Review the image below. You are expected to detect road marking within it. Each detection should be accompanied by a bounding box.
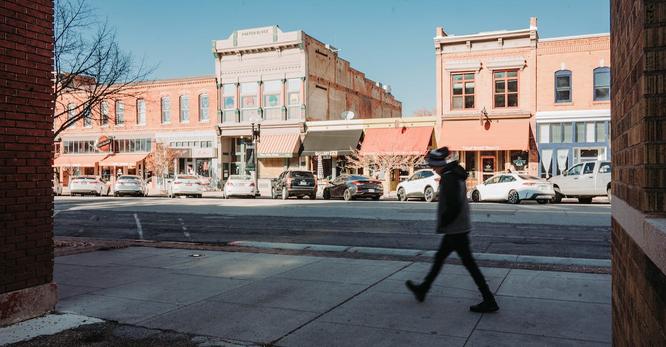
[178,218,191,238]
[133,213,144,240]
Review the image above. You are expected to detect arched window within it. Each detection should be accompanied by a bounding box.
[198,94,209,122]
[593,67,610,101]
[179,95,189,122]
[555,70,572,103]
[161,96,170,124]
[136,99,146,125]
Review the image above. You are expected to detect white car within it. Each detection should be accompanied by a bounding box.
[470,173,555,204]
[69,176,111,196]
[223,175,257,198]
[53,178,63,196]
[548,161,611,204]
[113,175,147,197]
[396,169,440,202]
[167,175,203,198]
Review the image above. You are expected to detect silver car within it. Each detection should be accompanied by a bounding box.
[113,175,147,197]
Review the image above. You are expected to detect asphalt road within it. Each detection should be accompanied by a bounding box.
[54,196,611,259]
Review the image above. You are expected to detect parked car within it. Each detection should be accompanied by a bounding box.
[69,176,111,196]
[167,175,203,198]
[323,174,383,201]
[396,169,440,202]
[113,175,147,197]
[470,173,555,204]
[224,175,257,198]
[548,160,611,204]
[271,170,317,200]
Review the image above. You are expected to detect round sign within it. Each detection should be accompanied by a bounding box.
[96,135,112,152]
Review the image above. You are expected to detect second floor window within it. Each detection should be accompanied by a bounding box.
[494,70,518,108]
[199,94,209,122]
[555,70,572,103]
[136,99,146,125]
[67,103,76,128]
[594,67,610,101]
[115,101,124,125]
[451,73,475,110]
[100,101,109,126]
[161,96,170,124]
[180,95,189,122]
[83,108,92,128]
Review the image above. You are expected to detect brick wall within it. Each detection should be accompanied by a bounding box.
[0,0,57,325]
[611,0,666,345]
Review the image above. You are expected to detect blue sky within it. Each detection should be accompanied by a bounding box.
[92,0,609,116]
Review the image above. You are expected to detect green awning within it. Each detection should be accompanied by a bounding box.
[301,129,363,156]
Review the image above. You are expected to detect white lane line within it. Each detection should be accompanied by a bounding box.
[133,213,144,240]
[178,218,191,238]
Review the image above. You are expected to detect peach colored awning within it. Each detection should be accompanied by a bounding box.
[441,118,531,151]
[53,154,108,167]
[257,134,301,158]
[98,153,149,167]
[360,127,433,155]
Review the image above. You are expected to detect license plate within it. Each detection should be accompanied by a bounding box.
[369,189,375,193]
[299,181,307,186]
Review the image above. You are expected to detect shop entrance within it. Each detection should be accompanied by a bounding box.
[481,156,496,182]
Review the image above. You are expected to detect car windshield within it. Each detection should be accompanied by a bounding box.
[229,175,252,180]
[74,176,96,181]
[118,176,141,181]
[177,175,198,180]
[290,171,313,179]
[518,175,541,181]
[348,175,370,181]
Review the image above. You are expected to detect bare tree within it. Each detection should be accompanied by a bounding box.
[347,148,424,195]
[145,142,180,189]
[411,108,435,117]
[53,0,154,138]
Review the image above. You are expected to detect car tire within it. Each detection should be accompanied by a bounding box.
[536,199,549,204]
[281,187,288,200]
[471,190,480,202]
[507,190,520,204]
[296,195,303,199]
[578,197,593,204]
[323,189,331,200]
[309,193,316,200]
[397,188,407,202]
[343,189,353,201]
[551,186,563,203]
[607,188,611,203]
[424,186,435,203]
[372,195,380,201]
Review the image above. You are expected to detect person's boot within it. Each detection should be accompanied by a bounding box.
[470,292,499,313]
[405,280,428,302]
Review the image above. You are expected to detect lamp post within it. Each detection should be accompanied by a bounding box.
[250,115,261,196]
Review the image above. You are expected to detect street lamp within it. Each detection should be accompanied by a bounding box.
[249,114,261,196]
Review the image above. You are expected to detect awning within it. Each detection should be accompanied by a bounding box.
[98,153,149,167]
[301,130,363,156]
[257,134,301,158]
[360,127,433,155]
[53,154,109,167]
[441,118,531,151]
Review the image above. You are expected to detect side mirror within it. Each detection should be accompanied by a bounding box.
[562,171,568,176]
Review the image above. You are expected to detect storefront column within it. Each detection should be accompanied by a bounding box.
[331,157,337,179]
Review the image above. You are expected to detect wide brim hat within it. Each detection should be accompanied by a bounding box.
[426,146,450,167]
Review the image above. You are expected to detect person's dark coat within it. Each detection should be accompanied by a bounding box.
[436,160,471,235]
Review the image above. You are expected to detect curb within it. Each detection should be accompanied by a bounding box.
[228,241,611,268]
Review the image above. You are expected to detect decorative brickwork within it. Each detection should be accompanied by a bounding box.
[611,0,666,345]
[0,0,56,325]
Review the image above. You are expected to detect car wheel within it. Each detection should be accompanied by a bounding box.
[343,189,353,201]
[198,194,203,198]
[551,186,563,203]
[114,192,119,197]
[424,186,435,203]
[578,197,593,204]
[536,199,549,204]
[281,187,288,200]
[507,190,520,204]
[296,195,303,199]
[471,190,480,202]
[397,188,407,202]
[372,195,380,201]
[323,189,331,200]
[607,188,612,203]
[309,193,316,200]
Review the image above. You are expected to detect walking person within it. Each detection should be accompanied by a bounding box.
[406,146,499,313]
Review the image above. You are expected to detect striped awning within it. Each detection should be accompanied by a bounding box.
[257,134,301,158]
[53,154,109,167]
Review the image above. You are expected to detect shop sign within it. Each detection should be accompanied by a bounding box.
[314,151,338,157]
[257,153,293,159]
[192,148,216,158]
[96,135,113,152]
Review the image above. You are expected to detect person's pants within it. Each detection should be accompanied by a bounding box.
[422,232,494,300]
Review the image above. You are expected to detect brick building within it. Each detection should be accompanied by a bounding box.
[610,0,666,345]
[213,26,402,181]
[0,0,57,325]
[434,18,611,187]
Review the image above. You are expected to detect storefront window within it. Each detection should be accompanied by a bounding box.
[510,151,529,171]
[538,124,550,144]
[595,122,607,143]
[63,140,97,154]
[196,159,211,177]
[551,123,563,144]
[113,139,151,152]
[563,123,573,143]
[575,122,587,143]
[464,151,477,179]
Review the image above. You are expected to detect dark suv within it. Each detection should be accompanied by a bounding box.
[271,170,317,200]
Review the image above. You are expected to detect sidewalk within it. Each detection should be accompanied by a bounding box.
[15,247,611,346]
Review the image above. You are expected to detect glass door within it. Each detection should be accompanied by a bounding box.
[481,156,496,182]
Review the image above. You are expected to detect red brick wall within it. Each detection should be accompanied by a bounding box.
[0,0,54,294]
[611,0,666,345]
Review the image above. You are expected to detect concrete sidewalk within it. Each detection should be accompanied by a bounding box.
[49,247,610,346]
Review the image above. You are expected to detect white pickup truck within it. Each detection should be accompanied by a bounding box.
[548,160,611,204]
